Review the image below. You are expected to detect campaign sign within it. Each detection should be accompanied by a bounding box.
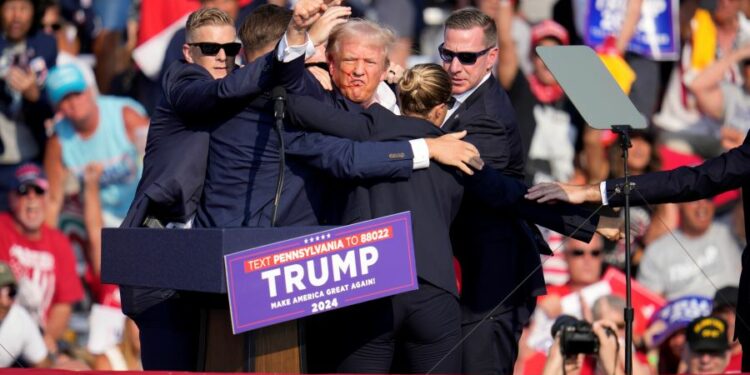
[585,0,678,61]
[225,212,418,334]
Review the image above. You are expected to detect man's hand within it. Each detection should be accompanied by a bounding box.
[596,215,623,241]
[83,163,103,191]
[425,131,484,175]
[6,66,40,101]
[592,320,624,375]
[291,0,342,32]
[309,6,351,46]
[721,126,745,150]
[307,65,332,90]
[525,182,601,204]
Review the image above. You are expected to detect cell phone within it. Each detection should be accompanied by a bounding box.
[11,52,28,69]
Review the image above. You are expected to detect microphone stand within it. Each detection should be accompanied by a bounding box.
[612,125,634,375]
[271,87,286,228]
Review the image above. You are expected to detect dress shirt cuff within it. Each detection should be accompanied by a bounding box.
[277,32,316,62]
[600,181,609,206]
[409,139,430,170]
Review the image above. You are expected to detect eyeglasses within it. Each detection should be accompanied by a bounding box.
[569,249,602,258]
[438,43,494,65]
[188,42,242,56]
[16,184,45,196]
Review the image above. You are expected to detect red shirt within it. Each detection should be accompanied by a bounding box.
[0,213,84,327]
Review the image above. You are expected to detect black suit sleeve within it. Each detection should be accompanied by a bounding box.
[517,201,598,242]
[463,167,528,209]
[286,94,376,140]
[286,96,443,141]
[462,114,525,179]
[164,52,306,118]
[607,141,750,206]
[283,128,414,180]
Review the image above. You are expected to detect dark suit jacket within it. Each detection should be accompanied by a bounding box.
[605,132,750,340]
[286,94,597,298]
[180,61,416,229]
[121,54,282,228]
[119,53,288,316]
[442,77,597,322]
[286,97,537,295]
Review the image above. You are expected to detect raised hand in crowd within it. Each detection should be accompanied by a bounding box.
[83,163,104,276]
[5,65,40,102]
[425,130,484,175]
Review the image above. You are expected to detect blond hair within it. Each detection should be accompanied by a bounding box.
[185,8,234,43]
[326,18,395,66]
[444,7,497,48]
[398,64,452,117]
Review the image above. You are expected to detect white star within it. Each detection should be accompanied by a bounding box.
[304,239,308,244]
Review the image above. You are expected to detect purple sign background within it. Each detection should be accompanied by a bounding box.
[225,212,417,334]
[585,0,678,61]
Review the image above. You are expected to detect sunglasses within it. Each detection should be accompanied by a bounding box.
[1,285,16,299]
[16,184,45,196]
[43,23,62,32]
[438,43,494,65]
[569,249,602,258]
[188,42,242,56]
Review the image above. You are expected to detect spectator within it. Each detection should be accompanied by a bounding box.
[642,295,713,374]
[91,0,132,93]
[591,295,652,375]
[43,64,148,229]
[0,0,57,211]
[653,0,750,158]
[0,260,50,368]
[537,234,606,321]
[0,163,84,353]
[711,285,742,372]
[371,0,421,68]
[519,235,606,373]
[39,0,98,94]
[637,199,742,299]
[601,131,676,273]
[92,318,142,370]
[541,318,627,375]
[690,44,750,151]
[684,316,732,374]
[496,5,581,184]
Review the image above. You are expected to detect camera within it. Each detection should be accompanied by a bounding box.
[551,315,614,356]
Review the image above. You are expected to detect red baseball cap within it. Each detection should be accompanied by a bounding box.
[531,20,570,46]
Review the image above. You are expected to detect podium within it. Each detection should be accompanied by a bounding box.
[101,226,330,372]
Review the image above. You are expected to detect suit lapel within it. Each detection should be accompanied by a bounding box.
[443,78,493,132]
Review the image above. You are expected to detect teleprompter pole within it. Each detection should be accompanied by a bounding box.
[611,125,634,375]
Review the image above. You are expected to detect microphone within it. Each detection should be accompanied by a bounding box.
[272,86,286,121]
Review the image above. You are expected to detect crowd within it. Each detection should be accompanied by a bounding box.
[0,0,747,374]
